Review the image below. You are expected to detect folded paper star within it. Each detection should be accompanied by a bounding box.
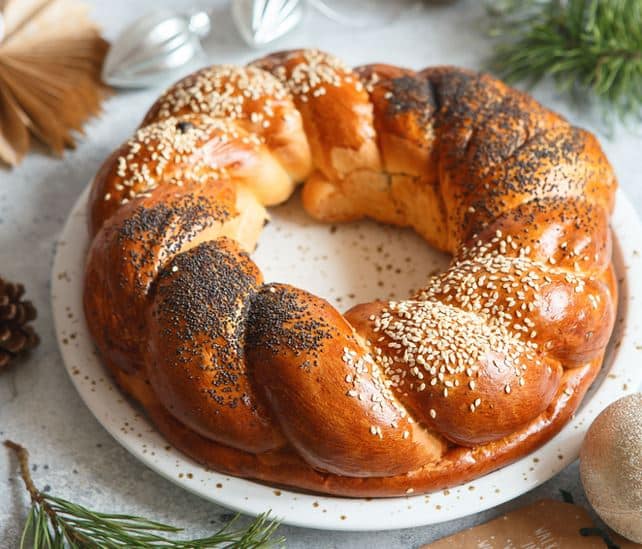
[0,0,110,166]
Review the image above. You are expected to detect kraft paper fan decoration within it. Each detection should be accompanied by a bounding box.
[0,0,110,166]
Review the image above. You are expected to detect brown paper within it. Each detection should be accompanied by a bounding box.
[423,499,641,549]
[0,0,109,166]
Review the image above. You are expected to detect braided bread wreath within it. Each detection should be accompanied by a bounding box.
[84,49,617,497]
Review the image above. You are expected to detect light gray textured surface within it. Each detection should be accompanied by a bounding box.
[1,1,641,547]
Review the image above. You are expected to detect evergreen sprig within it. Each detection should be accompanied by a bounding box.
[484,0,642,122]
[5,440,284,548]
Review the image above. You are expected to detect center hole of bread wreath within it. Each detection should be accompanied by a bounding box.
[252,191,450,311]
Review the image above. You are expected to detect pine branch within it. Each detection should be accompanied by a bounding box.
[484,0,642,122]
[4,440,285,548]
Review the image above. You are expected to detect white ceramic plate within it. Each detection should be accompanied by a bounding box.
[52,185,642,531]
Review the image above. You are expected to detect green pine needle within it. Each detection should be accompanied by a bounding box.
[5,440,285,548]
[484,0,642,122]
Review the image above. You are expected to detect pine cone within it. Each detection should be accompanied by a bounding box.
[0,277,40,370]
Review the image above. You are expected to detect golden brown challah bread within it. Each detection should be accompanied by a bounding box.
[84,49,617,496]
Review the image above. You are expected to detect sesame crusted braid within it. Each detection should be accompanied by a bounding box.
[84,49,617,496]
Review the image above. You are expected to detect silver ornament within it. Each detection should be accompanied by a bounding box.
[231,0,303,48]
[102,9,211,88]
[308,0,415,28]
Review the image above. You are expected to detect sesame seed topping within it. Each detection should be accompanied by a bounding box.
[153,65,291,125]
[105,116,261,206]
[256,50,357,101]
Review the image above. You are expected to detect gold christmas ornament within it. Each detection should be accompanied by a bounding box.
[0,0,110,166]
[580,393,642,544]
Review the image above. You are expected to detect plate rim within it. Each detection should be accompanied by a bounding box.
[51,184,642,531]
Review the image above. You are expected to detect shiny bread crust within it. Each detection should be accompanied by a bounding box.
[84,49,617,497]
